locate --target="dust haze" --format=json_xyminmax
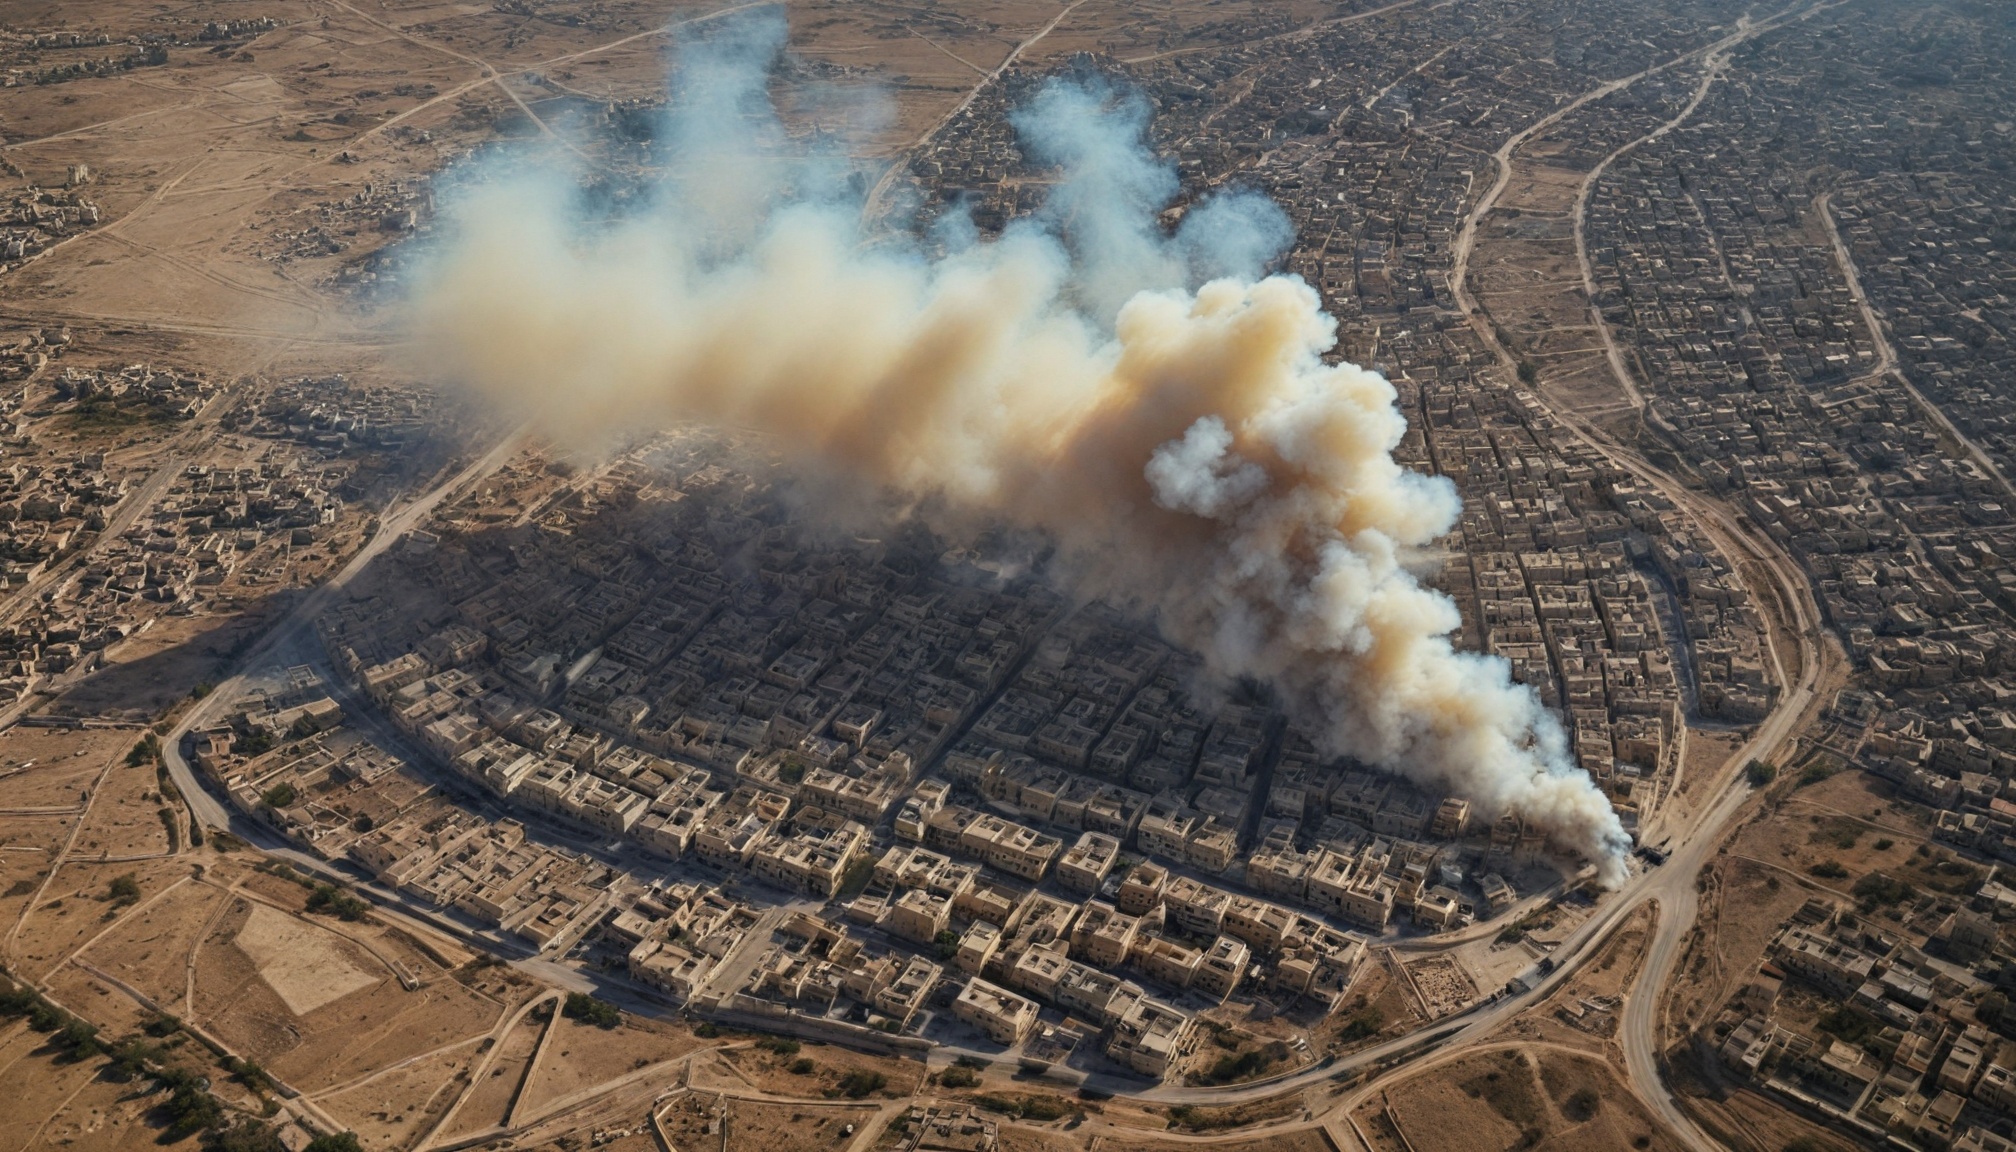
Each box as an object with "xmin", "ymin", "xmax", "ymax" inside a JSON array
[{"xmin": 405, "ymin": 10, "xmax": 1632, "ymax": 881}]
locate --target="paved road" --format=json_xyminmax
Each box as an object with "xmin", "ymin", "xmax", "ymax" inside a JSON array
[
  {"xmin": 137, "ymin": 14, "xmax": 1846, "ymax": 1127},
  {"xmin": 858, "ymin": 0, "xmax": 1089, "ymax": 225},
  {"xmin": 162, "ymin": 427, "xmax": 528, "ymax": 831},
  {"xmin": 1815, "ymin": 191, "xmax": 2014, "ymax": 497},
  {"xmin": 1616, "ymin": 651, "xmax": 1823, "ymax": 1150},
  {"xmin": 1567, "ymin": 31, "xmax": 1749, "ymax": 422},
  {"xmin": 0, "ymin": 453, "xmax": 182, "ymax": 623},
  {"xmin": 1433, "ymin": 10, "xmax": 1840, "ymax": 1144}
]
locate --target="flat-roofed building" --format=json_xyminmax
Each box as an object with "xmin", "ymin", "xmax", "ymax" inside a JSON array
[{"xmin": 953, "ymin": 977, "xmax": 1041, "ymax": 1046}]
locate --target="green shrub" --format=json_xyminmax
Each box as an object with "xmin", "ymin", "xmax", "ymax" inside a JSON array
[
  {"xmin": 205, "ymin": 1119, "xmax": 285, "ymax": 1152},
  {"xmin": 304, "ymin": 884, "xmax": 370, "ymax": 921},
  {"xmin": 1853, "ymin": 872, "xmax": 1914, "ymax": 907},
  {"xmin": 1745, "ymin": 760, "xmax": 1778, "ymax": 787},
  {"xmin": 1980, "ymin": 991, "xmax": 2008, "ymax": 1028},
  {"xmin": 789, "ymin": 1057, "xmax": 815, "ymax": 1075},
  {"xmin": 107, "ymin": 873, "xmax": 141, "ymax": 904},
  {"xmin": 939, "ymin": 1065, "xmax": 979, "ymax": 1088},
  {"xmin": 972, "ymin": 1093, "xmax": 1076, "ymax": 1122},
  {"xmin": 1203, "ymin": 1043, "xmax": 1288, "ymax": 1084},
  {"xmin": 142, "ymin": 1013, "xmax": 183, "ymax": 1038},
  {"xmin": 1809, "ymin": 860, "xmax": 1848, "ymax": 879},
  {"xmin": 52, "ymin": 1017, "xmax": 101, "ymax": 1061},
  {"xmin": 108, "ymin": 1037, "xmax": 164, "ymax": 1081},
  {"xmin": 1018, "ymin": 1095, "xmax": 1072, "ymax": 1122},
  {"xmin": 1817, "ymin": 1006, "xmax": 1876, "ymax": 1044},
  {"xmin": 229, "ymin": 1057, "xmax": 272, "ymax": 1092},
  {"xmin": 1165, "ymin": 1101, "xmax": 1265, "ymax": 1131},
  {"xmin": 1338, "ymin": 1008, "xmax": 1384, "ymax": 1042},
  {"xmin": 160, "ymin": 1070, "xmax": 224, "ymax": 1139},
  {"xmin": 838, "ymin": 1070, "xmax": 887, "ymax": 1098},
  {"xmin": 756, "ymin": 1035, "xmax": 800, "ymax": 1056},
  {"xmin": 562, "ymin": 992, "xmax": 620, "ymax": 1028},
  {"xmin": 260, "ymin": 782, "xmax": 296, "ymax": 808}
]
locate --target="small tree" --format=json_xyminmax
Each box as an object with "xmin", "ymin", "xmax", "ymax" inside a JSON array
[
  {"xmin": 1338, "ymin": 1008, "xmax": 1384, "ymax": 1042},
  {"xmin": 838, "ymin": 1070, "xmax": 887, "ymax": 1098},
  {"xmin": 562, "ymin": 992, "xmax": 620, "ymax": 1028},
  {"xmin": 53, "ymin": 1017, "xmax": 100, "ymax": 1061},
  {"xmin": 107, "ymin": 873, "xmax": 141, "ymax": 904},
  {"xmin": 305, "ymin": 883, "xmax": 370, "ymax": 921},
  {"xmin": 1980, "ymin": 991, "xmax": 2009, "ymax": 1029},
  {"xmin": 207, "ymin": 1119, "xmax": 286, "ymax": 1152},
  {"xmin": 303, "ymin": 1133, "xmax": 364, "ymax": 1152}
]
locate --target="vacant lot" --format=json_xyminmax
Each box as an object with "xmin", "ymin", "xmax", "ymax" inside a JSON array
[
  {"xmin": 0, "ymin": 1029, "xmax": 161, "ymax": 1152},
  {"xmin": 235, "ymin": 901, "xmax": 382, "ymax": 1014},
  {"xmin": 717, "ymin": 1038, "xmax": 926, "ymax": 1098},
  {"xmin": 442, "ymin": 1008, "xmax": 547, "ymax": 1138},
  {"xmin": 657, "ymin": 1091, "xmax": 727, "ymax": 1151},
  {"xmin": 1364, "ymin": 1047, "xmax": 1680, "ymax": 1152},
  {"xmin": 65, "ymin": 746, "xmax": 177, "ymax": 860},
  {"xmin": 516, "ymin": 1011, "xmax": 712, "ymax": 1117},
  {"xmin": 317, "ymin": 1037, "xmax": 481, "ymax": 1151},
  {"xmin": 1099, "ymin": 1127, "xmax": 1335, "ymax": 1152},
  {"xmin": 191, "ymin": 894, "xmax": 500, "ymax": 1093},
  {"xmin": 725, "ymin": 1098, "xmax": 878, "ymax": 1152},
  {"xmin": 11, "ymin": 857, "xmax": 190, "ymax": 983}
]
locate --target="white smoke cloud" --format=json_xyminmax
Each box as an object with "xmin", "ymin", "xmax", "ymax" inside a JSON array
[{"xmin": 406, "ymin": 11, "xmax": 1632, "ymax": 882}]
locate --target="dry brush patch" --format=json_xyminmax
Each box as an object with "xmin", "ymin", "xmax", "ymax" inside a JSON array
[
  {"xmin": 64, "ymin": 749, "xmax": 178, "ymax": 861},
  {"xmin": 317, "ymin": 1038, "xmax": 481, "ymax": 1151},
  {"xmin": 723, "ymin": 1097, "xmax": 879, "ymax": 1152},
  {"xmin": 1502, "ymin": 900, "xmax": 1655, "ymax": 1051},
  {"xmin": 718, "ymin": 1037, "xmax": 925, "ymax": 1099},
  {"xmin": 1314, "ymin": 955, "xmax": 1422, "ymax": 1053},
  {"xmin": 1097, "ymin": 1126, "xmax": 1335, "ymax": 1152},
  {"xmin": 188, "ymin": 892, "xmax": 501, "ymax": 1094},
  {"xmin": 514, "ymin": 1010, "xmax": 713, "ymax": 1116},
  {"xmin": 1157, "ymin": 1090, "xmax": 1307, "ymax": 1134},
  {"xmin": 1674, "ymin": 768, "xmax": 1938, "ymax": 1037},
  {"xmin": 444, "ymin": 1006, "xmax": 546, "ymax": 1138},
  {"xmin": 11, "ymin": 858, "xmax": 188, "ymax": 982},
  {"xmin": 1674, "ymin": 1082, "xmax": 1863, "ymax": 1152},
  {"xmin": 1357, "ymin": 1046, "xmax": 1681, "ymax": 1152}
]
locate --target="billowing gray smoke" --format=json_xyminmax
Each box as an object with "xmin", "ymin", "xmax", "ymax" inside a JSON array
[{"xmin": 408, "ymin": 12, "xmax": 1633, "ymax": 882}]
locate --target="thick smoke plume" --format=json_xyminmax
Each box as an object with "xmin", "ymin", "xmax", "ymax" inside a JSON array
[{"xmin": 407, "ymin": 12, "xmax": 1632, "ymax": 882}]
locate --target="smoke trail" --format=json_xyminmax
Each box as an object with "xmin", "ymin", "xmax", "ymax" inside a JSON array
[{"xmin": 407, "ymin": 11, "xmax": 1633, "ymax": 883}]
